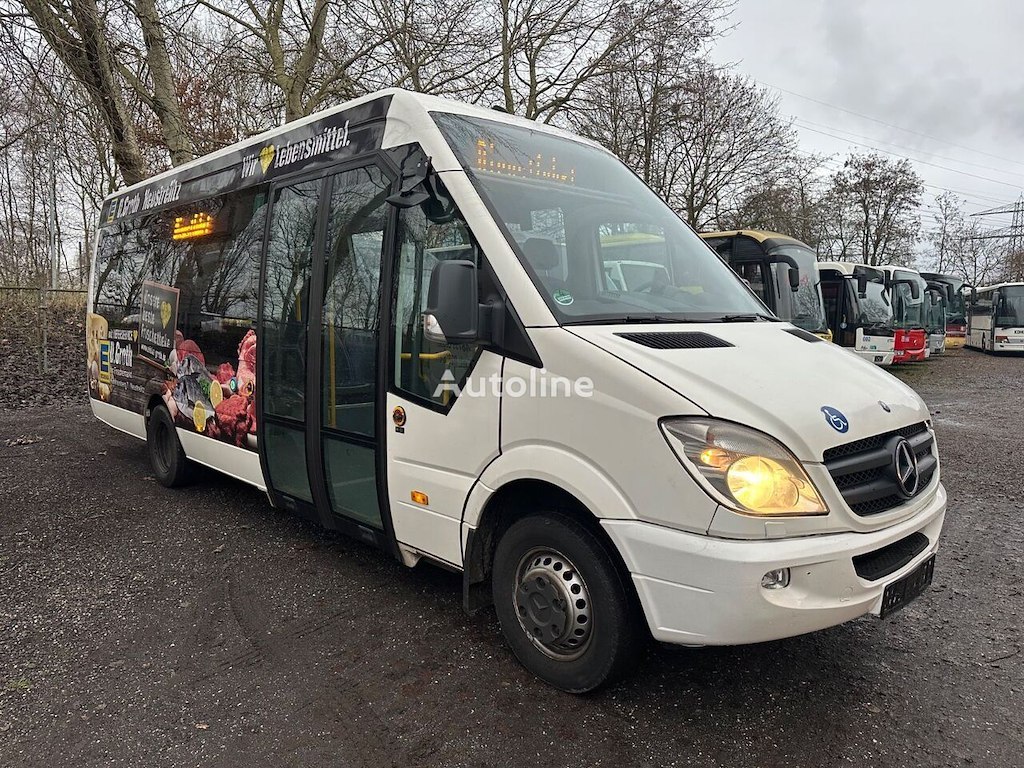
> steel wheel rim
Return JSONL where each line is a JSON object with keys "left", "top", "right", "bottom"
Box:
{"left": 512, "top": 547, "right": 594, "bottom": 661}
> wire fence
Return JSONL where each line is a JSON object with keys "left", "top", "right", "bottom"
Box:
{"left": 0, "top": 286, "right": 86, "bottom": 374}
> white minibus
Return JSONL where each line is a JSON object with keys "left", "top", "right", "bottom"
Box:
{"left": 88, "top": 89, "right": 946, "bottom": 691}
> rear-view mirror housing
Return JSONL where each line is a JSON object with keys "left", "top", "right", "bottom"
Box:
{"left": 423, "top": 260, "right": 480, "bottom": 344}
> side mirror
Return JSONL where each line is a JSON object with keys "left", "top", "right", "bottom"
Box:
{"left": 970, "top": 286, "right": 977, "bottom": 305}
{"left": 423, "top": 260, "right": 480, "bottom": 344}
{"left": 856, "top": 274, "right": 868, "bottom": 298}
{"left": 908, "top": 281, "right": 921, "bottom": 300}
{"left": 788, "top": 267, "right": 800, "bottom": 292}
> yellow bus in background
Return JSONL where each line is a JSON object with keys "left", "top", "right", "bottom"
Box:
{"left": 700, "top": 230, "right": 833, "bottom": 342}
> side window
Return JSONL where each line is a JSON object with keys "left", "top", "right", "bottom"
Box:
{"left": 392, "top": 204, "right": 480, "bottom": 407}
{"left": 734, "top": 261, "right": 767, "bottom": 304}
{"left": 93, "top": 220, "right": 151, "bottom": 321}
{"left": 162, "top": 188, "right": 266, "bottom": 375}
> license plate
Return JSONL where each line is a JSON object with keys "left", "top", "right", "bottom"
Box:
{"left": 880, "top": 554, "right": 935, "bottom": 618}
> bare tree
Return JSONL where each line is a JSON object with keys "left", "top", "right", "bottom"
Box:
{"left": 821, "top": 152, "right": 923, "bottom": 266}
{"left": 928, "top": 191, "right": 963, "bottom": 274}
{"left": 19, "top": 0, "right": 152, "bottom": 184}
{"left": 493, "top": 0, "right": 683, "bottom": 122}
{"left": 195, "top": 0, "right": 378, "bottom": 121}
{"left": 723, "top": 153, "right": 829, "bottom": 248}
{"left": 666, "top": 67, "right": 797, "bottom": 228}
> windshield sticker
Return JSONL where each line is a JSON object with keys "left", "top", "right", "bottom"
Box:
{"left": 820, "top": 406, "right": 849, "bottom": 433}
{"left": 553, "top": 289, "right": 574, "bottom": 306}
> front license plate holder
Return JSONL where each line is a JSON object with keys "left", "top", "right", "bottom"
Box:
{"left": 880, "top": 554, "right": 935, "bottom": 618}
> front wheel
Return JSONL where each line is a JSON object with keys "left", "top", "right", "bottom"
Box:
{"left": 147, "top": 405, "right": 194, "bottom": 487}
{"left": 492, "top": 513, "right": 643, "bottom": 692}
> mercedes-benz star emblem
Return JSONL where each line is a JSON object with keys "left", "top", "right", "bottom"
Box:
{"left": 892, "top": 438, "right": 920, "bottom": 498}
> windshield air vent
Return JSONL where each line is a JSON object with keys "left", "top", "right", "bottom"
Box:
{"left": 615, "top": 332, "right": 733, "bottom": 350}
{"left": 784, "top": 327, "right": 823, "bottom": 343}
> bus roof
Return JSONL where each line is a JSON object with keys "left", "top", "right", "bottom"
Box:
{"left": 700, "top": 229, "right": 812, "bottom": 252}
{"left": 974, "top": 281, "right": 1024, "bottom": 292}
{"left": 99, "top": 88, "right": 608, "bottom": 220}
{"left": 817, "top": 261, "right": 889, "bottom": 281}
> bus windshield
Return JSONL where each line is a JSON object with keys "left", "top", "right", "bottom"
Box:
{"left": 922, "top": 273, "right": 967, "bottom": 325}
{"left": 854, "top": 280, "right": 894, "bottom": 326}
{"left": 766, "top": 244, "right": 828, "bottom": 333}
{"left": 996, "top": 285, "right": 1024, "bottom": 326}
{"left": 926, "top": 292, "right": 947, "bottom": 333}
{"left": 891, "top": 271, "right": 927, "bottom": 329}
{"left": 433, "top": 113, "right": 769, "bottom": 324}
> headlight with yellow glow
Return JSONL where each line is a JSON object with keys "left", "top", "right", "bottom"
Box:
{"left": 661, "top": 418, "right": 827, "bottom": 516}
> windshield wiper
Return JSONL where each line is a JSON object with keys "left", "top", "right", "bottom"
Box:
{"left": 565, "top": 315, "right": 695, "bottom": 326}
{"left": 712, "top": 313, "right": 777, "bottom": 323}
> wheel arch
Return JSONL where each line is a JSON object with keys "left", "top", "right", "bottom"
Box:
{"left": 461, "top": 477, "right": 641, "bottom": 620}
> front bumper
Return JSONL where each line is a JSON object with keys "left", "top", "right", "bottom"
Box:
{"left": 853, "top": 348, "right": 895, "bottom": 366}
{"left": 602, "top": 483, "right": 946, "bottom": 646}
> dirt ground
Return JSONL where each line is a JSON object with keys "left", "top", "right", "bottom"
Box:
{"left": 1, "top": 331, "right": 1021, "bottom": 767}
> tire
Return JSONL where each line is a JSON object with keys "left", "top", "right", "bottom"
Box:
{"left": 492, "top": 513, "right": 643, "bottom": 692}
{"left": 147, "top": 405, "right": 193, "bottom": 487}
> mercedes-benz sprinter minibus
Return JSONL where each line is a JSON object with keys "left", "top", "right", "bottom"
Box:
{"left": 87, "top": 89, "right": 946, "bottom": 692}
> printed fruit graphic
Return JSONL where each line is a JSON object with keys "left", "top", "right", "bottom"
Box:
{"left": 209, "top": 380, "right": 223, "bottom": 408}
{"left": 193, "top": 401, "right": 207, "bottom": 432}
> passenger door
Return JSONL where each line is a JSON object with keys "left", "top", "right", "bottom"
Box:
{"left": 259, "top": 163, "right": 395, "bottom": 543}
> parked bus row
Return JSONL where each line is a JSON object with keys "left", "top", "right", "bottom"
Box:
{"left": 699, "top": 230, "right": 1024, "bottom": 363}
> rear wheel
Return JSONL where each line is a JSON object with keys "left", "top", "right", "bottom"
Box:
{"left": 492, "top": 513, "right": 643, "bottom": 692}
{"left": 148, "top": 405, "right": 193, "bottom": 487}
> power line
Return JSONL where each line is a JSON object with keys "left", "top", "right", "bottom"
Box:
{"left": 794, "top": 122, "right": 1024, "bottom": 191}
{"left": 793, "top": 117, "right": 1024, "bottom": 181}
{"left": 760, "top": 80, "right": 1024, "bottom": 170}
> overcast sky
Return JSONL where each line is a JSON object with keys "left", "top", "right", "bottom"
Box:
{"left": 711, "top": 0, "right": 1024, "bottom": 233}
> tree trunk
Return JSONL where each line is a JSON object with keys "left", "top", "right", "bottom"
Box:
{"left": 23, "top": 0, "right": 149, "bottom": 185}
{"left": 134, "top": 0, "right": 194, "bottom": 166}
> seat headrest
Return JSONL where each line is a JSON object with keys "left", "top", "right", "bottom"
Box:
{"left": 522, "top": 238, "right": 560, "bottom": 271}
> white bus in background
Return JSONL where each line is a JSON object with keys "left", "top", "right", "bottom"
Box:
{"left": 818, "top": 261, "right": 896, "bottom": 365}
{"left": 967, "top": 283, "right": 1024, "bottom": 353}
{"left": 87, "top": 89, "right": 946, "bottom": 692}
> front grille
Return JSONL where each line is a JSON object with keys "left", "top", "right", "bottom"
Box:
{"left": 824, "top": 423, "right": 937, "bottom": 516}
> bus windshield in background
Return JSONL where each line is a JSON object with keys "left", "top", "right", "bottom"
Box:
{"left": 766, "top": 244, "right": 827, "bottom": 333}
{"left": 432, "top": 112, "right": 768, "bottom": 325}
{"left": 854, "top": 280, "right": 893, "bottom": 326}
{"left": 926, "top": 293, "right": 946, "bottom": 333}
{"left": 996, "top": 285, "right": 1024, "bottom": 326}
{"left": 921, "top": 273, "right": 967, "bottom": 324}
{"left": 891, "top": 271, "right": 927, "bottom": 329}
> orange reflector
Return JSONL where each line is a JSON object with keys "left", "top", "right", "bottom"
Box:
{"left": 411, "top": 491, "right": 429, "bottom": 506}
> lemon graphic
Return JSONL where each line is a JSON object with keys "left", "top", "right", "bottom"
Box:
{"left": 193, "top": 401, "right": 207, "bottom": 432}
{"left": 209, "top": 381, "right": 223, "bottom": 408}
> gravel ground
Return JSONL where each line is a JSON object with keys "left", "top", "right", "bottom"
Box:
{"left": 0, "top": 315, "right": 1021, "bottom": 767}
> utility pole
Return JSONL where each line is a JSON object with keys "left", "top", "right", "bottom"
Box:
{"left": 970, "top": 197, "right": 1024, "bottom": 282}
{"left": 48, "top": 136, "right": 58, "bottom": 289}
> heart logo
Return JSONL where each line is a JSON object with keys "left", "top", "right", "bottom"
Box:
{"left": 259, "top": 145, "right": 275, "bottom": 174}
{"left": 160, "top": 300, "right": 172, "bottom": 329}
